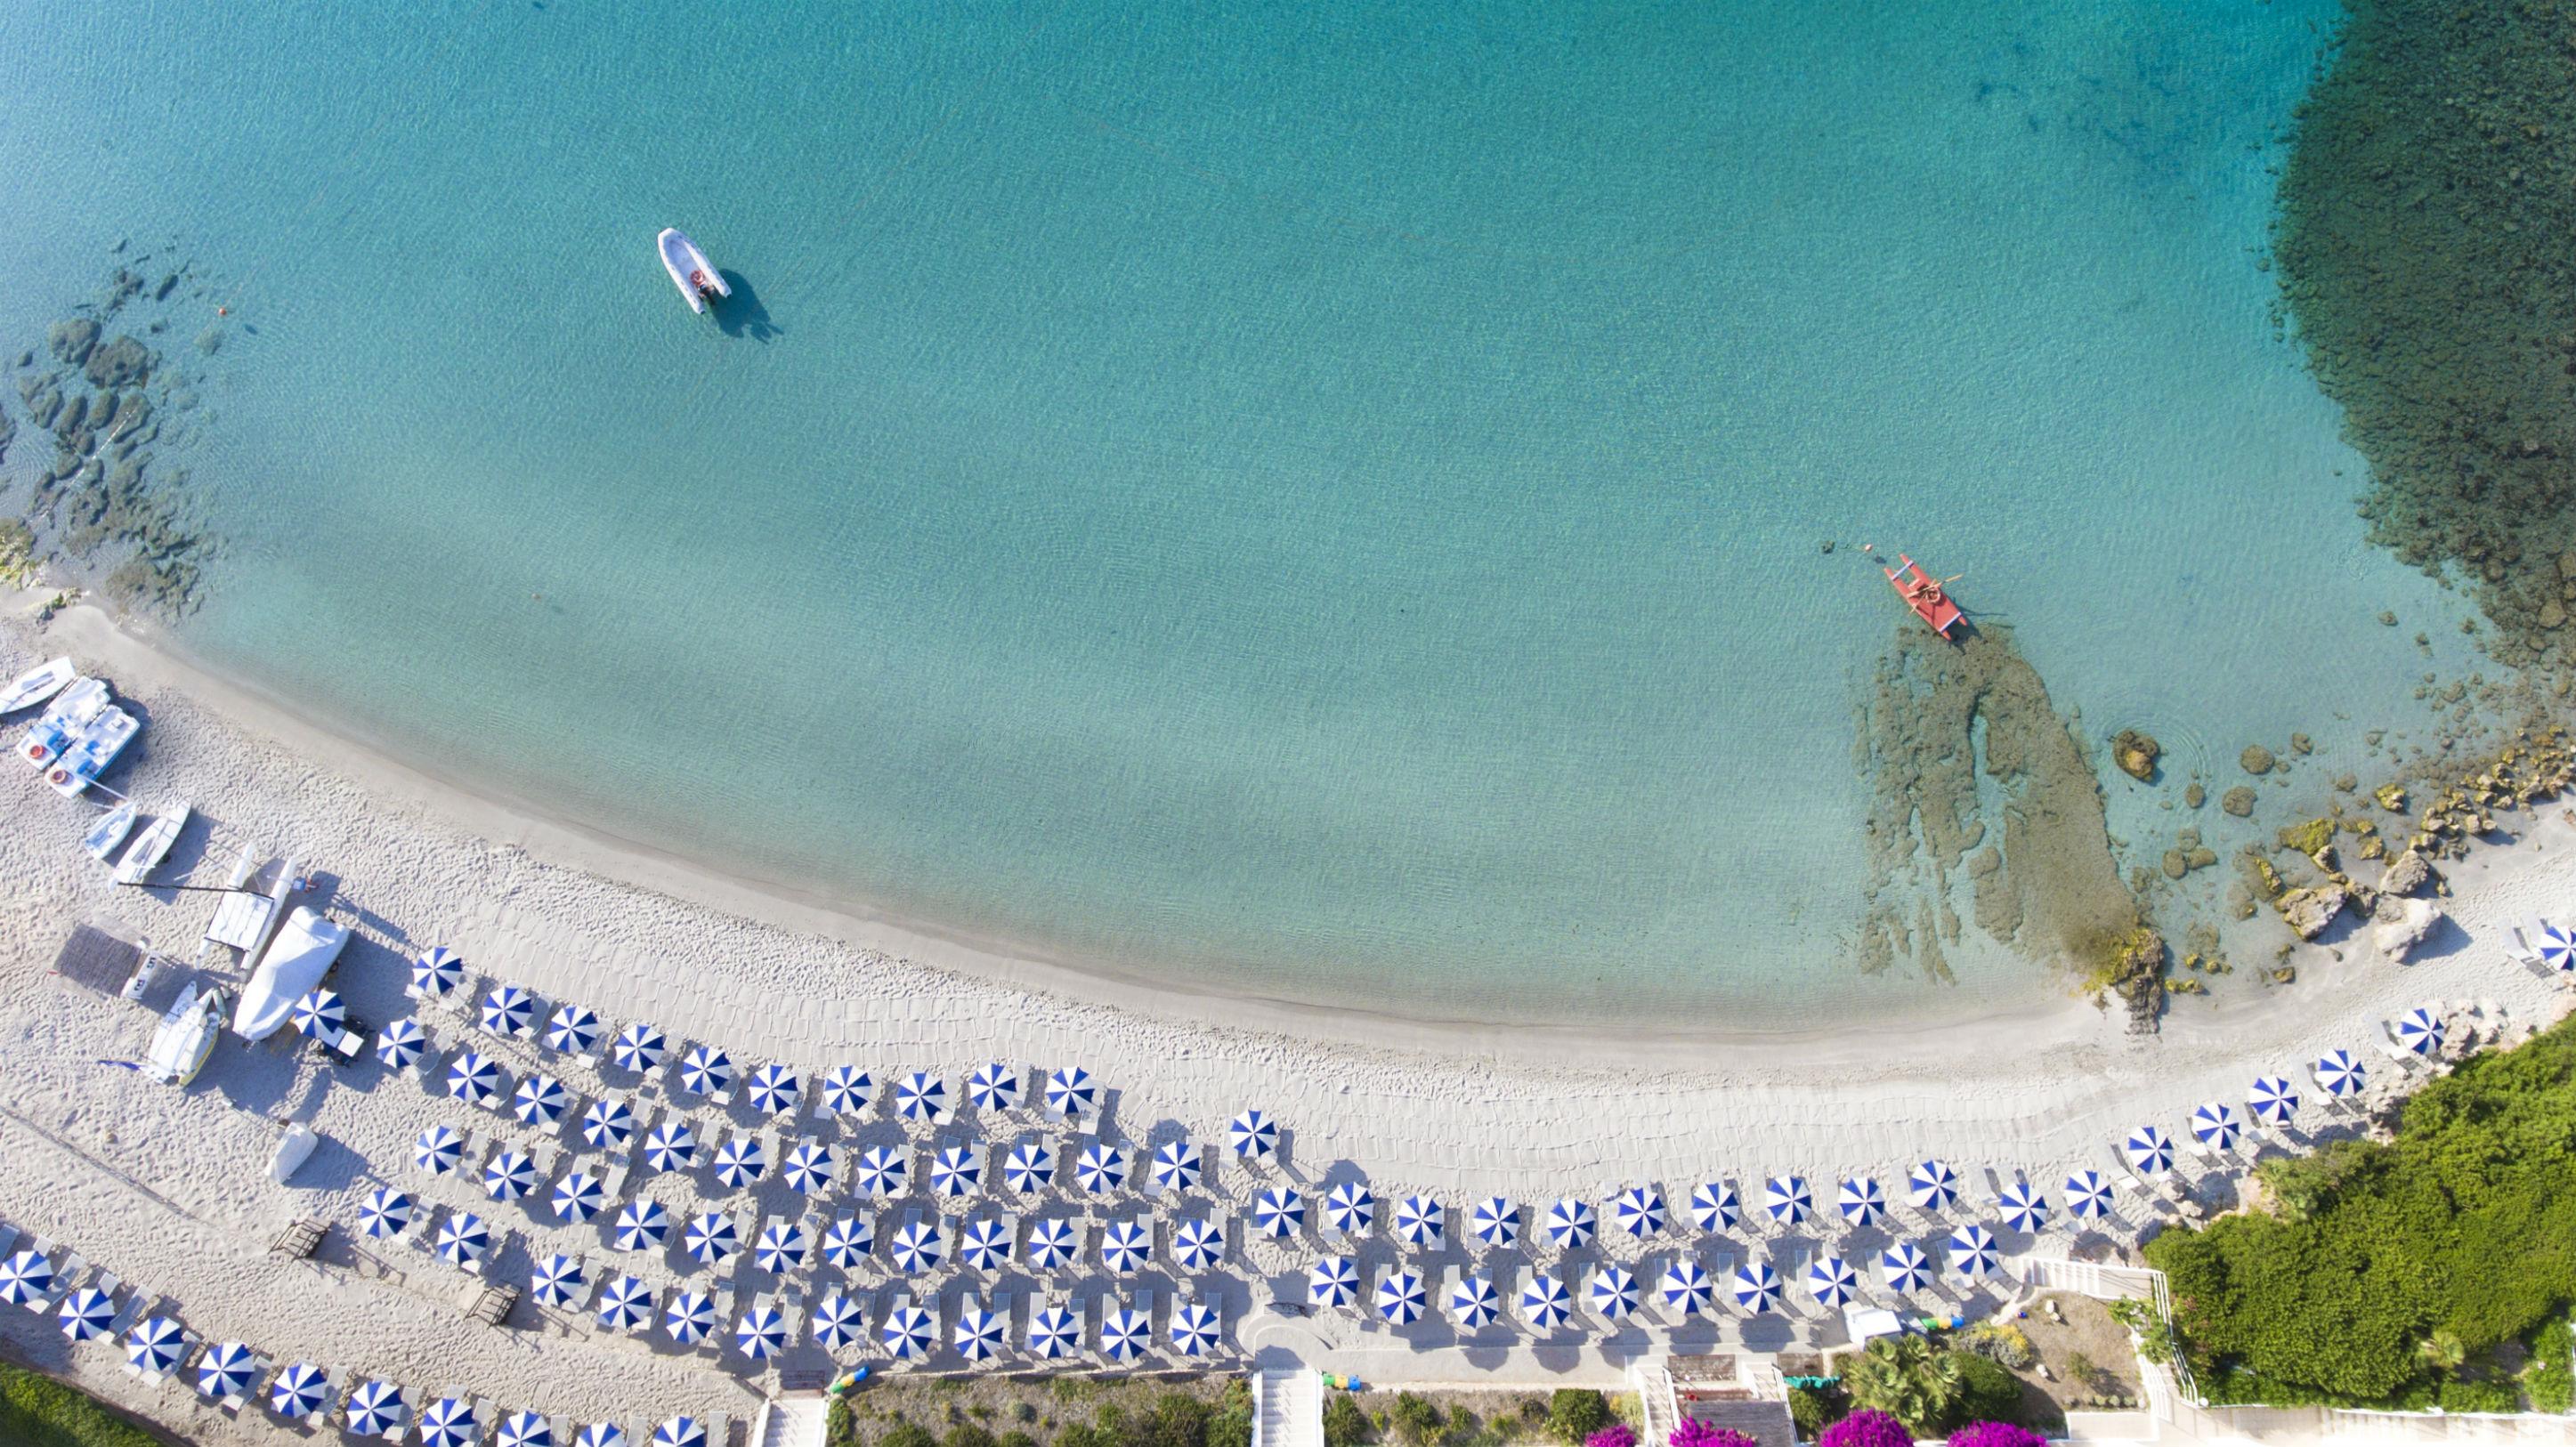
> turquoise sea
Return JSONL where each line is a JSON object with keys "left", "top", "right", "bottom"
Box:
{"left": 0, "top": 0, "right": 2482, "bottom": 1025}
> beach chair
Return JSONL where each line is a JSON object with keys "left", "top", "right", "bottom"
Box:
{"left": 707, "top": 1282, "right": 735, "bottom": 1355}
{"left": 46, "top": 1251, "right": 89, "bottom": 1310}
{"left": 321, "top": 1367, "right": 350, "bottom": 1420}
{"left": 0, "top": 1224, "right": 16, "bottom": 1259}
{"left": 104, "top": 1281, "right": 145, "bottom": 1339}
{"left": 551, "top": 1417, "right": 577, "bottom": 1447}
{"left": 476, "top": 1399, "right": 502, "bottom": 1437}
{"left": 706, "top": 1414, "right": 733, "bottom": 1447}
{"left": 778, "top": 1284, "right": 806, "bottom": 1348}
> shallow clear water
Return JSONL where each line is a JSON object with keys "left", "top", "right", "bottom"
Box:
{"left": 0, "top": 0, "right": 2480, "bottom": 1024}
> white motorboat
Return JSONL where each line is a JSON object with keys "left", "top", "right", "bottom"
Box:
{"left": 145, "top": 982, "right": 226, "bottom": 1086}
{"left": 20, "top": 677, "right": 109, "bottom": 768}
{"left": 233, "top": 904, "right": 347, "bottom": 1041}
{"left": 83, "top": 800, "right": 138, "bottom": 862}
{"left": 115, "top": 802, "right": 191, "bottom": 886}
{"left": 0, "top": 657, "right": 75, "bottom": 714}
{"left": 46, "top": 706, "right": 139, "bottom": 797}
{"left": 269, "top": 1125, "right": 319, "bottom": 1184}
{"left": 658, "top": 228, "right": 731, "bottom": 314}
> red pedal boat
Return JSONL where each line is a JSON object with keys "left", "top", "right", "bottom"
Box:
{"left": 1883, "top": 554, "right": 1964, "bottom": 636}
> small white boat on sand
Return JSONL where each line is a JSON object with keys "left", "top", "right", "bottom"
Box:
{"left": 115, "top": 803, "right": 191, "bottom": 886}
{"left": 0, "top": 658, "right": 76, "bottom": 714}
{"left": 146, "top": 982, "right": 226, "bottom": 1086}
{"left": 83, "top": 800, "right": 138, "bottom": 862}
{"left": 47, "top": 706, "right": 139, "bottom": 797}
{"left": 234, "top": 904, "right": 347, "bottom": 1042}
{"left": 21, "top": 677, "right": 109, "bottom": 768}
{"left": 658, "top": 228, "right": 730, "bottom": 314}
{"left": 269, "top": 1124, "right": 320, "bottom": 1184}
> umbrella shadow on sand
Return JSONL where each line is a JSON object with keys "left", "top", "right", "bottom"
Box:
{"left": 711, "top": 271, "right": 780, "bottom": 342}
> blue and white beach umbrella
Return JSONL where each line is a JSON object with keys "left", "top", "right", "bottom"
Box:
{"left": 1763, "top": 1176, "right": 1812, "bottom": 1226}
{"left": 754, "top": 1218, "right": 810, "bottom": 1273}
{"left": 2315, "top": 1048, "right": 2368, "bottom": 1097}
{"left": 421, "top": 1396, "right": 479, "bottom": 1447}
{"left": 652, "top": 1418, "right": 709, "bottom": 1447}
{"left": 438, "top": 1211, "right": 491, "bottom": 1267}
{"left": 447, "top": 1050, "right": 504, "bottom": 1106}
{"left": 499, "top": 1410, "right": 555, "bottom": 1447}
{"left": 614, "top": 1199, "right": 670, "bottom": 1250}
{"left": 2248, "top": 1074, "right": 2301, "bottom": 1126}
{"left": 484, "top": 1147, "right": 540, "bottom": 1202}
{"left": 1025, "top": 1217, "right": 1079, "bottom": 1270}
{"left": 960, "top": 1216, "right": 1012, "bottom": 1271}
{"left": 1520, "top": 1273, "right": 1574, "bottom": 1331}
{"left": 891, "top": 1216, "right": 945, "bottom": 1273}
{"left": 513, "top": 1073, "right": 571, "bottom": 1128}
{"left": 2124, "top": 1126, "right": 2175, "bottom": 1177}
{"left": 737, "top": 1305, "right": 790, "bottom": 1362}
{"left": 375, "top": 1015, "right": 427, "bottom": 1071}
{"left": 1949, "top": 1224, "right": 2000, "bottom": 1279}
{"left": 1470, "top": 1196, "right": 1520, "bottom": 1249}
{"left": 664, "top": 1289, "right": 717, "bottom": 1345}
{"left": 532, "top": 1252, "right": 587, "bottom": 1306}
{"left": 822, "top": 1214, "right": 876, "bottom": 1268}
{"left": 1660, "top": 1259, "right": 1714, "bottom": 1314}
{"left": 1325, "top": 1180, "right": 1377, "bottom": 1235}
{"left": 2063, "top": 1170, "right": 2115, "bottom": 1221}
{"left": 1100, "top": 1306, "right": 1149, "bottom": 1362}
{"left": 2532, "top": 919, "right": 2576, "bottom": 973}
{"left": 1172, "top": 1216, "right": 1224, "bottom": 1271}
{"left": 1171, "top": 1302, "right": 1220, "bottom": 1357}
{"left": 1310, "top": 1256, "right": 1360, "bottom": 1308}
{"left": 1045, "top": 1065, "right": 1098, "bottom": 1117}
{"left": 1837, "top": 1176, "right": 1887, "bottom": 1227}
{"left": 883, "top": 1305, "right": 936, "bottom": 1361}
{"left": 1591, "top": 1265, "right": 1640, "bottom": 1322}
{"left": 1102, "top": 1219, "right": 1153, "bottom": 1273}
{"left": 783, "top": 1141, "right": 838, "bottom": 1196}
{"left": 1395, "top": 1194, "right": 1446, "bottom": 1247}
{"left": 411, "top": 946, "right": 465, "bottom": 999}
{"left": 1075, "top": 1141, "right": 1131, "bottom": 1194}
{"left": 576, "top": 1422, "right": 628, "bottom": 1447}
{"left": 596, "top": 1275, "right": 654, "bottom": 1331}
{"left": 820, "top": 1063, "right": 874, "bottom": 1115}
{"left": 291, "top": 988, "right": 345, "bottom": 1040}
{"left": 747, "top": 1063, "right": 802, "bottom": 1116}
{"left": 1228, "top": 1109, "right": 1279, "bottom": 1160}
{"left": 581, "top": 1096, "right": 636, "bottom": 1152}
{"left": 813, "top": 1292, "right": 866, "bottom": 1351}
{"left": 1546, "top": 1198, "right": 1598, "bottom": 1251}
{"left": 895, "top": 1071, "right": 949, "bottom": 1122}
{"left": 125, "top": 1316, "right": 186, "bottom": 1375}
{"left": 546, "top": 1004, "right": 603, "bottom": 1058}
{"left": 1450, "top": 1272, "right": 1502, "bottom": 1329}
{"left": 1028, "top": 1305, "right": 1081, "bottom": 1360}
{"left": 685, "top": 1211, "right": 741, "bottom": 1267}
{"left": 1689, "top": 1181, "right": 1740, "bottom": 1232}
{"left": 1252, "top": 1185, "right": 1306, "bottom": 1240}
{"left": 678, "top": 1045, "right": 733, "bottom": 1098}
{"left": 612, "top": 1022, "right": 667, "bottom": 1073}
{"left": 644, "top": 1120, "right": 697, "bottom": 1172}
{"left": 2191, "top": 1102, "right": 2242, "bottom": 1152}
{"left": 968, "top": 1062, "right": 1024, "bottom": 1112}
{"left": 268, "top": 1363, "right": 329, "bottom": 1419}
{"left": 1880, "top": 1241, "right": 1931, "bottom": 1293}
{"left": 931, "top": 1144, "right": 983, "bottom": 1199}
{"left": 360, "top": 1186, "right": 416, "bottom": 1239}
{"left": 346, "top": 1382, "right": 408, "bottom": 1436}
{"left": 1002, "top": 1140, "right": 1055, "bottom": 1193}
{"left": 0, "top": 1249, "right": 55, "bottom": 1306}
{"left": 415, "top": 1123, "right": 466, "bottom": 1176}
{"left": 956, "top": 1303, "right": 1008, "bottom": 1362}
{"left": 2394, "top": 1006, "right": 2445, "bottom": 1056}
{"left": 1377, "top": 1268, "right": 1427, "bottom": 1325}
{"left": 57, "top": 1288, "right": 117, "bottom": 1342}
{"left": 713, "top": 1133, "right": 768, "bottom": 1189}
{"left": 1153, "top": 1139, "right": 1204, "bottom": 1193}
{"left": 855, "top": 1144, "right": 910, "bottom": 1197}
{"left": 1996, "top": 1179, "right": 2050, "bottom": 1234}
{"left": 1613, "top": 1185, "right": 1665, "bottom": 1239}
{"left": 188, "top": 1339, "right": 247, "bottom": 1394}
{"left": 481, "top": 984, "right": 536, "bottom": 1037}
{"left": 1732, "top": 1261, "right": 1783, "bottom": 1314}
{"left": 1908, "top": 1160, "right": 1960, "bottom": 1212}
{"left": 1807, "top": 1254, "right": 1859, "bottom": 1307}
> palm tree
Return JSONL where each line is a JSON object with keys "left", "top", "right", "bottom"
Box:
{"left": 1845, "top": 1334, "right": 1966, "bottom": 1435}
{"left": 2421, "top": 1329, "right": 2467, "bottom": 1376}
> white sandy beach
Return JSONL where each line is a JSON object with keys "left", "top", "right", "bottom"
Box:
{"left": 0, "top": 596, "right": 2569, "bottom": 1443}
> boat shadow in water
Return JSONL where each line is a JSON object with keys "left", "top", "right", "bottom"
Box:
{"left": 710, "top": 270, "right": 779, "bottom": 342}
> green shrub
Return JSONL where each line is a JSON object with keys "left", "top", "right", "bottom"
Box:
{"left": 1057, "top": 1426, "right": 1114, "bottom": 1447}
{"left": 1948, "top": 1353, "right": 2021, "bottom": 1428}
{"left": 1015, "top": 1405, "right": 1041, "bottom": 1427}
{"left": 2437, "top": 1379, "right": 2522, "bottom": 1415}
{"left": 1846, "top": 1335, "right": 1967, "bottom": 1435}
{"left": 1391, "top": 1394, "right": 1446, "bottom": 1447}
{"left": 945, "top": 1427, "right": 999, "bottom": 1447}
{"left": 2527, "top": 1318, "right": 2575, "bottom": 1413}
{"left": 828, "top": 1401, "right": 862, "bottom": 1447}
{"left": 881, "top": 1425, "right": 939, "bottom": 1447}
{"left": 1324, "top": 1394, "right": 1375, "bottom": 1447}
{"left": 1544, "top": 1391, "right": 1610, "bottom": 1445}
{"left": 1957, "top": 1323, "right": 2037, "bottom": 1370}
{"left": 1786, "top": 1382, "right": 1849, "bottom": 1440}
{"left": 999, "top": 1435, "right": 1038, "bottom": 1447}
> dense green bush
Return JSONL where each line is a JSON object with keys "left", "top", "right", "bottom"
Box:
{"left": 2437, "top": 1379, "right": 2522, "bottom": 1415}
{"left": 880, "top": 1423, "right": 939, "bottom": 1447}
{"left": 1948, "top": 1353, "right": 2021, "bottom": 1428}
{"left": 998, "top": 1434, "right": 1038, "bottom": 1447}
{"left": 827, "top": 1401, "right": 862, "bottom": 1447}
{"left": 1324, "top": 1394, "right": 1375, "bottom": 1447}
{"left": 1846, "top": 1335, "right": 1970, "bottom": 1435}
{"left": 2146, "top": 1015, "right": 2576, "bottom": 1404}
{"left": 1545, "top": 1391, "right": 1611, "bottom": 1445}
{"left": 1787, "top": 1382, "right": 1850, "bottom": 1439}
{"left": 2528, "top": 1319, "right": 2575, "bottom": 1414}
{"left": 1956, "top": 1323, "right": 2037, "bottom": 1370}
{"left": 945, "top": 1425, "right": 999, "bottom": 1447}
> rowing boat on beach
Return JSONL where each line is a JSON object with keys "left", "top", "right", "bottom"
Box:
{"left": 83, "top": 800, "right": 137, "bottom": 862}
{"left": 658, "top": 228, "right": 730, "bottom": 314}
{"left": 0, "top": 657, "right": 75, "bottom": 714}
{"left": 115, "top": 803, "right": 191, "bottom": 885}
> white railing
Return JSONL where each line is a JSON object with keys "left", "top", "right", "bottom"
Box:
{"left": 2013, "top": 1254, "right": 2199, "bottom": 1408}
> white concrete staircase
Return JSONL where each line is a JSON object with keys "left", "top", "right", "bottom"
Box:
{"left": 1252, "top": 1368, "right": 1324, "bottom": 1447}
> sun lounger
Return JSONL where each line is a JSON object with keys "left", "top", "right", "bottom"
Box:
{"left": 0, "top": 1224, "right": 17, "bottom": 1259}
{"left": 476, "top": 1398, "right": 501, "bottom": 1436}
{"left": 551, "top": 1416, "right": 576, "bottom": 1446}
{"left": 778, "top": 1284, "right": 806, "bottom": 1347}
{"left": 105, "top": 1283, "right": 144, "bottom": 1339}
{"left": 706, "top": 1413, "right": 732, "bottom": 1447}
{"left": 707, "top": 1283, "right": 734, "bottom": 1355}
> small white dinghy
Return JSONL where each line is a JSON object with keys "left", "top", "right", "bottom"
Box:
{"left": 83, "top": 800, "right": 138, "bottom": 862}
{"left": 20, "top": 676, "right": 109, "bottom": 768}
{"left": 0, "top": 658, "right": 76, "bottom": 714}
{"left": 270, "top": 1124, "right": 319, "bottom": 1184}
{"left": 115, "top": 802, "right": 191, "bottom": 886}
{"left": 146, "top": 982, "right": 226, "bottom": 1086}
{"left": 658, "top": 228, "right": 731, "bottom": 313}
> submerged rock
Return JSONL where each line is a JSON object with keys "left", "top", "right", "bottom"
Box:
{"left": 46, "top": 318, "right": 98, "bottom": 367}
{"left": 2221, "top": 786, "right": 2256, "bottom": 817}
{"left": 2111, "top": 729, "right": 2160, "bottom": 781}
{"left": 82, "top": 335, "right": 151, "bottom": 390}
{"left": 2240, "top": 744, "right": 2276, "bottom": 775}
{"left": 2183, "top": 782, "right": 2205, "bottom": 809}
